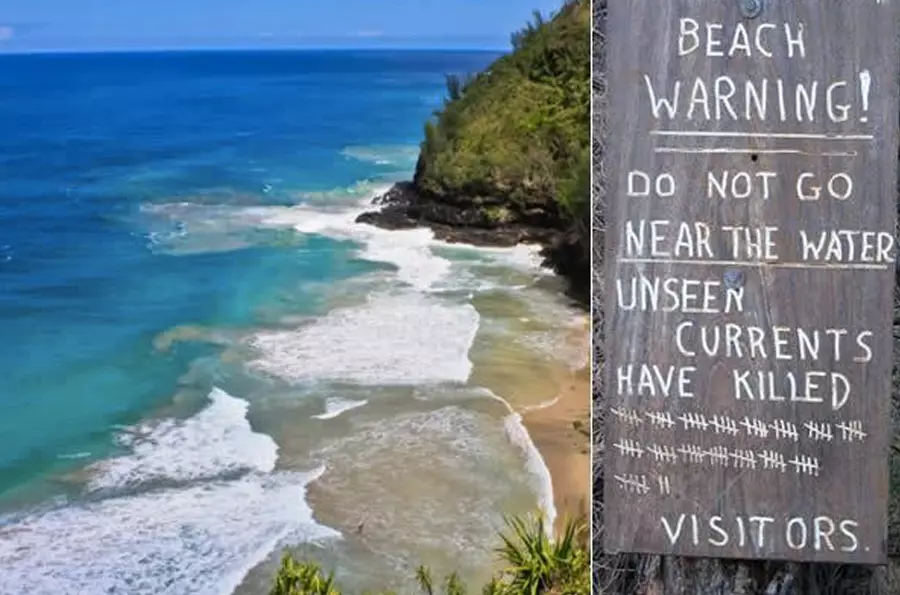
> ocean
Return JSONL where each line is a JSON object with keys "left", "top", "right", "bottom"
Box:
{"left": 0, "top": 50, "right": 585, "bottom": 594}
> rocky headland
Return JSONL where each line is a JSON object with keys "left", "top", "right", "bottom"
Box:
{"left": 356, "top": 180, "right": 589, "bottom": 305}
{"left": 356, "top": 0, "right": 591, "bottom": 307}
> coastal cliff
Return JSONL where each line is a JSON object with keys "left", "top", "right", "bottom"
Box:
{"left": 357, "top": 0, "right": 591, "bottom": 306}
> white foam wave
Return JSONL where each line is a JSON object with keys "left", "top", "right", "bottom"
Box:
{"left": 258, "top": 197, "right": 453, "bottom": 292}
{"left": 482, "top": 389, "right": 557, "bottom": 537}
{"left": 0, "top": 469, "right": 340, "bottom": 595}
{"left": 312, "top": 397, "right": 369, "bottom": 420}
{"left": 357, "top": 227, "right": 452, "bottom": 291}
{"left": 431, "top": 240, "right": 549, "bottom": 274}
{"left": 522, "top": 396, "right": 561, "bottom": 412}
{"left": 249, "top": 292, "right": 479, "bottom": 386}
{"left": 255, "top": 202, "right": 362, "bottom": 235}
{"left": 88, "top": 388, "right": 278, "bottom": 493}
{"left": 144, "top": 183, "right": 547, "bottom": 294}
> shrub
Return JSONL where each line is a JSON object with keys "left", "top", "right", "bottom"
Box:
{"left": 269, "top": 514, "right": 590, "bottom": 595}
{"left": 414, "top": 0, "right": 590, "bottom": 219}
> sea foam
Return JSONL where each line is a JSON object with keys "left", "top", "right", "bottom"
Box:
{"left": 479, "top": 388, "right": 557, "bottom": 537}
{"left": 312, "top": 397, "right": 369, "bottom": 420}
{"left": 257, "top": 194, "right": 453, "bottom": 292}
{"left": 0, "top": 470, "right": 339, "bottom": 595}
{"left": 87, "top": 387, "right": 278, "bottom": 493}
{"left": 249, "top": 291, "right": 479, "bottom": 386}
{"left": 145, "top": 185, "right": 544, "bottom": 294}
{"left": 0, "top": 387, "right": 339, "bottom": 595}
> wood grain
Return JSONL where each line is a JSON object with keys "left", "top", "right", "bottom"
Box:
{"left": 601, "top": 0, "right": 900, "bottom": 564}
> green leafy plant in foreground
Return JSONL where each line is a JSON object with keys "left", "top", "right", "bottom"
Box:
{"left": 494, "top": 515, "right": 589, "bottom": 595}
{"left": 269, "top": 514, "right": 590, "bottom": 595}
{"left": 270, "top": 556, "right": 341, "bottom": 595}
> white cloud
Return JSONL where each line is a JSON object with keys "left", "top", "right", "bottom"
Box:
{"left": 354, "top": 30, "right": 384, "bottom": 38}
{"left": 0, "top": 26, "right": 14, "bottom": 41}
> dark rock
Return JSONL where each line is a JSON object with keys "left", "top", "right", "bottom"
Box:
{"left": 354, "top": 203, "right": 418, "bottom": 230}
{"left": 431, "top": 224, "right": 554, "bottom": 248}
{"left": 371, "top": 180, "right": 417, "bottom": 207}
{"left": 541, "top": 226, "right": 590, "bottom": 306}
{"left": 355, "top": 181, "right": 589, "bottom": 308}
{"left": 416, "top": 202, "right": 497, "bottom": 228}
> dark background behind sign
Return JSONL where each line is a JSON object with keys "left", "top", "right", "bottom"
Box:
{"left": 602, "top": 0, "right": 899, "bottom": 563}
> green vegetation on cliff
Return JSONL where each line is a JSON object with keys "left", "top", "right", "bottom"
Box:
{"left": 270, "top": 514, "right": 590, "bottom": 595}
{"left": 414, "top": 0, "right": 590, "bottom": 225}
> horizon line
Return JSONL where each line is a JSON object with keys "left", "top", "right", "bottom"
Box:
{"left": 0, "top": 45, "right": 510, "bottom": 57}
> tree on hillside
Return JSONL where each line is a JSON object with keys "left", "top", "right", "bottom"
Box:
{"left": 414, "top": 0, "right": 590, "bottom": 214}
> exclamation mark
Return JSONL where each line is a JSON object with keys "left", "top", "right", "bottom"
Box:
{"left": 860, "top": 70, "right": 872, "bottom": 123}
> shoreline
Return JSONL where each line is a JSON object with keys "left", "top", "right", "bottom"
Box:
{"left": 360, "top": 186, "right": 592, "bottom": 535}
{"left": 357, "top": 181, "right": 591, "bottom": 310}
{"left": 287, "top": 192, "right": 589, "bottom": 592}
{"left": 521, "top": 324, "right": 591, "bottom": 536}
{"left": 229, "top": 219, "right": 588, "bottom": 594}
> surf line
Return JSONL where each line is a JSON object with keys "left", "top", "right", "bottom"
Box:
{"left": 523, "top": 396, "right": 561, "bottom": 412}
{"left": 481, "top": 388, "right": 558, "bottom": 538}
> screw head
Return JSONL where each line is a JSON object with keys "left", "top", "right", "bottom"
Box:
{"left": 724, "top": 269, "right": 745, "bottom": 290}
{"left": 738, "top": 0, "right": 763, "bottom": 19}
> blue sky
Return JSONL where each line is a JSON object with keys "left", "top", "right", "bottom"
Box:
{"left": 0, "top": 0, "right": 566, "bottom": 52}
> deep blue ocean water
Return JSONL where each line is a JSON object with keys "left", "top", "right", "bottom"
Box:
{"left": 0, "top": 50, "right": 497, "bottom": 491}
{"left": 0, "top": 49, "right": 579, "bottom": 595}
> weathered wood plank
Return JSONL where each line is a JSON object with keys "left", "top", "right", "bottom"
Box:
{"left": 601, "top": 0, "right": 900, "bottom": 564}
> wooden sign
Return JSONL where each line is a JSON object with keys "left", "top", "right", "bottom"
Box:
{"left": 602, "top": 1, "right": 900, "bottom": 563}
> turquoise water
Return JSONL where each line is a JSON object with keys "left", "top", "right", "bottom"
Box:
{"left": 0, "top": 50, "right": 584, "bottom": 594}
{"left": 0, "top": 51, "right": 478, "bottom": 488}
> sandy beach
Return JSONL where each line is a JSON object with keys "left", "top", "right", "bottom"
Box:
{"left": 515, "top": 312, "right": 591, "bottom": 536}
{"left": 523, "top": 361, "right": 591, "bottom": 535}
{"left": 251, "top": 285, "right": 593, "bottom": 595}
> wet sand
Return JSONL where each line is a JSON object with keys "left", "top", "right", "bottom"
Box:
{"left": 523, "top": 363, "right": 591, "bottom": 535}
{"left": 263, "top": 294, "right": 592, "bottom": 594}
{"left": 468, "top": 301, "right": 591, "bottom": 537}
